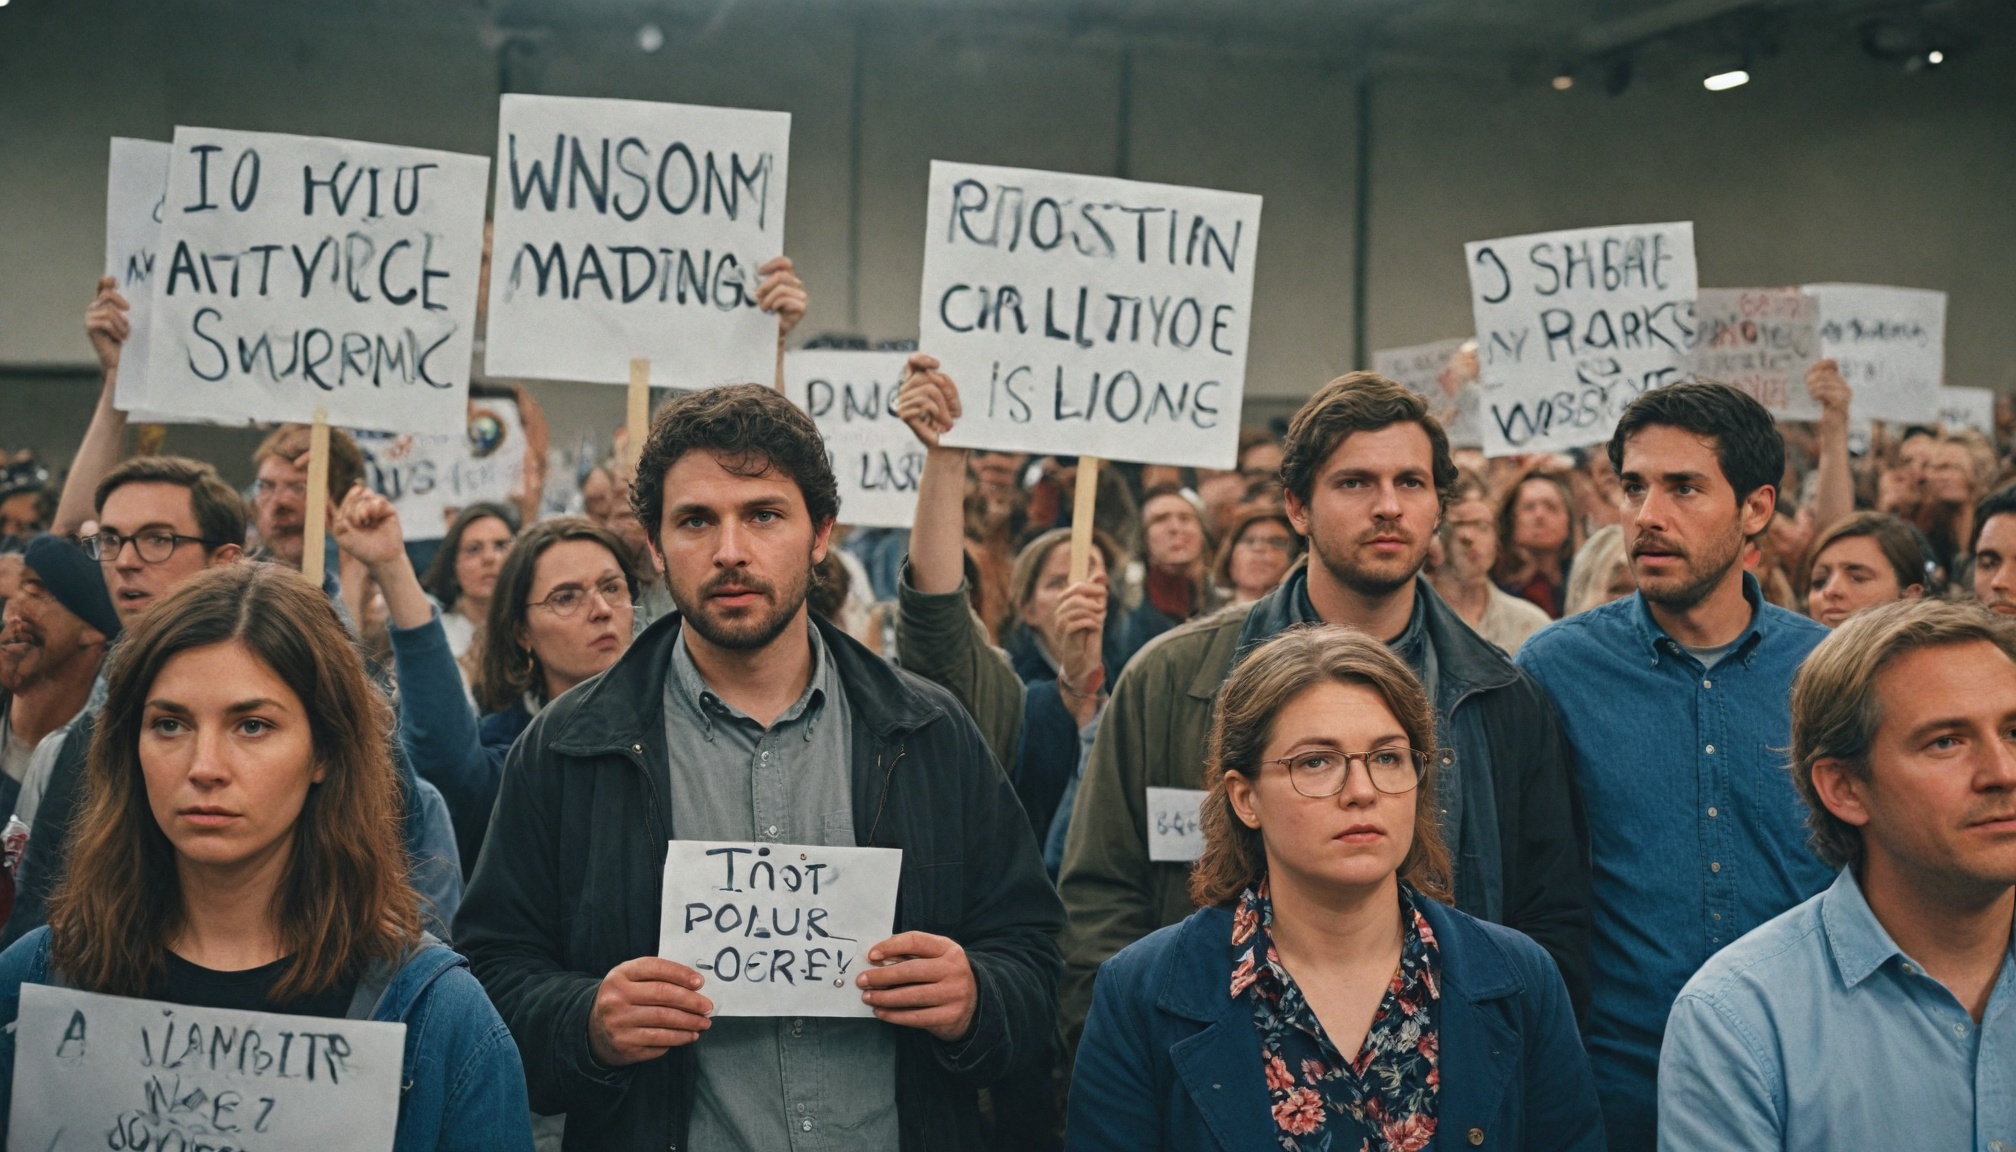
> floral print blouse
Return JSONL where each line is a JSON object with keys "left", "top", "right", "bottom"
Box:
{"left": 1229, "top": 878, "right": 1443, "bottom": 1152}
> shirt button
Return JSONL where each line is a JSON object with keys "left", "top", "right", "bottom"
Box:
{"left": 1468, "top": 1128, "right": 1485, "bottom": 1146}
{"left": 1703, "top": 679, "right": 1712, "bottom": 689}
{"left": 801, "top": 1119, "right": 814, "bottom": 1132}
{"left": 1707, "top": 807, "right": 1718, "bottom": 818}
{"left": 797, "top": 1104, "right": 806, "bottom": 1114}
{"left": 1706, "top": 744, "right": 1716, "bottom": 755}
{"left": 1713, "top": 913, "right": 1721, "bottom": 920}
{"left": 1710, "top": 861, "right": 1722, "bottom": 872}
{"left": 768, "top": 825, "right": 779, "bottom": 837}
{"left": 1957, "top": 1023, "right": 1969, "bottom": 1036}
{"left": 1901, "top": 963, "right": 1915, "bottom": 974}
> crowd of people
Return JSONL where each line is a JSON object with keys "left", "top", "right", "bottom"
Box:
{"left": 0, "top": 262, "right": 2010, "bottom": 1152}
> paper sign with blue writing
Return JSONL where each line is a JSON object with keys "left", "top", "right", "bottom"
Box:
{"left": 104, "top": 137, "right": 172, "bottom": 418}
{"left": 1146, "top": 786, "right": 1208, "bottom": 863}
{"left": 485, "top": 94, "right": 790, "bottom": 390}
{"left": 1804, "top": 283, "right": 1945, "bottom": 424}
{"left": 8, "top": 983, "right": 406, "bottom": 1152}
{"left": 351, "top": 396, "right": 527, "bottom": 540}
{"left": 659, "top": 840, "right": 902, "bottom": 1016}
{"left": 1937, "top": 387, "right": 1994, "bottom": 436}
{"left": 1691, "top": 288, "right": 1821, "bottom": 420}
{"left": 1465, "top": 221, "right": 1697, "bottom": 457}
{"left": 919, "top": 161, "right": 1262, "bottom": 470}
{"left": 140, "top": 126, "right": 489, "bottom": 433}
{"left": 785, "top": 350, "right": 921, "bottom": 529}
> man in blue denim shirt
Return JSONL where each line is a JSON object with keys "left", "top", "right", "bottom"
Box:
{"left": 1659, "top": 598, "right": 2016, "bottom": 1151}
{"left": 1517, "top": 382, "right": 1833, "bottom": 1151}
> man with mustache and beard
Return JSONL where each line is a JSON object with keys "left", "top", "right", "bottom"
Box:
{"left": 1517, "top": 382, "right": 1834, "bottom": 1152}
{"left": 456, "top": 384, "right": 1063, "bottom": 1152}
{"left": 1058, "top": 372, "right": 1590, "bottom": 1041}
{"left": 1659, "top": 598, "right": 2016, "bottom": 1151}
{"left": 0, "top": 537, "right": 115, "bottom": 816}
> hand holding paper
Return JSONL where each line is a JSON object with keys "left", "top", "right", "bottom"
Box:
{"left": 857, "top": 930, "right": 979, "bottom": 1042}
{"left": 590, "top": 956, "right": 716, "bottom": 1066}
{"left": 896, "top": 353, "right": 962, "bottom": 448}
{"left": 86, "top": 275, "right": 131, "bottom": 371}
{"left": 755, "top": 254, "right": 808, "bottom": 336}
{"left": 1806, "top": 358, "right": 1852, "bottom": 424}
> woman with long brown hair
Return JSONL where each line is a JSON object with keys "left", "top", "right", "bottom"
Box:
{"left": 1067, "top": 625, "right": 1600, "bottom": 1152}
{"left": 0, "top": 564, "right": 532, "bottom": 1150}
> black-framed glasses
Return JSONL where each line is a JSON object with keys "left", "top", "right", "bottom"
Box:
{"left": 1260, "top": 747, "right": 1430, "bottom": 797}
{"left": 82, "top": 529, "right": 220, "bottom": 564}
{"left": 528, "top": 578, "right": 632, "bottom": 618}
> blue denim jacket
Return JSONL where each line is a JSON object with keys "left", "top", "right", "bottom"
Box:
{"left": 1067, "top": 898, "right": 1604, "bottom": 1152}
{"left": 0, "top": 927, "right": 534, "bottom": 1152}
{"left": 1658, "top": 868, "right": 2016, "bottom": 1151}
{"left": 1515, "top": 578, "right": 1834, "bottom": 1151}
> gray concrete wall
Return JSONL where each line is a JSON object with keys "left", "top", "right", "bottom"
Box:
{"left": 2, "top": 1, "right": 2010, "bottom": 482}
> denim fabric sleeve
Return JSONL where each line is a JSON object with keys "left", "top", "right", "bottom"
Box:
{"left": 431, "top": 993, "right": 538, "bottom": 1152}
{"left": 389, "top": 612, "right": 493, "bottom": 875}
{"left": 409, "top": 776, "right": 464, "bottom": 939}
{"left": 1656, "top": 992, "right": 1782, "bottom": 1152}
{"left": 1062, "top": 953, "right": 1164, "bottom": 1152}
{"left": 0, "top": 927, "right": 51, "bottom": 1134}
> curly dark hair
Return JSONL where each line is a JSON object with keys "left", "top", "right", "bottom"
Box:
{"left": 630, "top": 384, "right": 841, "bottom": 547}
{"left": 1279, "top": 372, "right": 1458, "bottom": 512}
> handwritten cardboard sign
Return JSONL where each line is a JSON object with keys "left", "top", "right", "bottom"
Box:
{"left": 1466, "top": 221, "right": 1697, "bottom": 456}
{"left": 8, "top": 983, "right": 406, "bottom": 1152}
{"left": 1937, "top": 387, "right": 1995, "bottom": 436}
{"left": 1373, "top": 336, "right": 1479, "bottom": 447}
{"left": 351, "top": 396, "right": 527, "bottom": 540}
{"left": 104, "top": 137, "right": 173, "bottom": 418}
{"left": 918, "top": 161, "right": 1262, "bottom": 470}
{"left": 658, "top": 840, "right": 901, "bottom": 1017}
{"left": 140, "top": 126, "right": 490, "bottom": 433}
{"left": 1145, "top": 786, "right": 1207, "bottom": 863}
{"left": 1805, "top": 283, "right": 1945, "bottom": 425}
{"left": 1691, "top": 288, "right": 1822, "bottom": 420}
{"left": 784, "top": 350, "right": 921, "bottom": 529}
{"left": 484, "top": 95, "right": 791, "bottom": 390}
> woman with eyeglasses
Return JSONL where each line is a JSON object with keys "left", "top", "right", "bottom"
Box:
{"left": 1067, "top": 625, "right": 1602, "bottom": 1152}
{"left": 419, "top": 502, "right": 520, "bottom": 693}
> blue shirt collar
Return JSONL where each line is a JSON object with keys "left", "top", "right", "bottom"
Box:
{"left": 668, "top": 619, "right": 831, "bottom": 739}
{"left": 1629, "top": 571, "right": 1768, "bottom": 669}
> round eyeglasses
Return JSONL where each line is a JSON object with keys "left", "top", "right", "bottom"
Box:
{"left": 1258, "top": 747, "right": 1431, "bottom": 797}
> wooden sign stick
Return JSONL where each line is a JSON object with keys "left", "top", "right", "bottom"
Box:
{"left": 301, "top": 409, "right": 332, "bottom": 587}
{"left": 627, "top": 358, "right": 651, "bottom": 476}
{"left": 775, "top": 329, "right": 787, "bottom": 392}
{"left": 1067, "top": 455, "right": 1103, "bottom": 583}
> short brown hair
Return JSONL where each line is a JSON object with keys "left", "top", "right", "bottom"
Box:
{"left": 1789, "top": 598, "right": 2016, "bottom": 870}
{"left": 1798, "top": 511, "right": 1932, "bottom": 599}
{"left": 94, "top": 454, "right": 248, "bottom": 550}
{"left": 253, "top": 424, "right": 364, "bottom": 504}
{"left": 478, "top": 517, "right": 643, "bottom": 714}
{"left": 631, "top": 384, "right": 839, "bottom": 548}
{"left": 1280, "top": 372, "right": 1458, "bottom": 511}
{"left": 1191, "top": 624, "right": 1453, "bottom": 907}
{"left": 50, "top": 564, "right": 420, "bottom": 999}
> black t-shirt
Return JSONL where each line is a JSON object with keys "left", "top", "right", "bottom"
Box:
{"left": 156, "top": 952, "right": 357, "bottom": 1019}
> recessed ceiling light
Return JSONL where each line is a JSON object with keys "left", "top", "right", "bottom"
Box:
{"left": 1703, "top": 69, "right": 1750, "bottom": 91}
{"left": 1552, "top": 74, "right": 1575, "bottom": 90}
{"left": 1927, "top": 49, "right": 1945, "bottom": 65}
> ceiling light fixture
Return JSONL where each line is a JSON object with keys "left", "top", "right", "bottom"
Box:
{"left": 637, "top": 23, "right": 664, "bottom": 53}
{"left": 1703, "top": 68, "right": 1750, "bottom": 91}
{"left": 1552, "top": 73, "right": 1575, "bottom": 90}
{"left": 1927, "top": 49, "right": 1945, "bottom": 65}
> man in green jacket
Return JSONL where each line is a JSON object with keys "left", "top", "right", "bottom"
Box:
{"left": 1058, "top": 372, "right": 1591, "bottom": 1037}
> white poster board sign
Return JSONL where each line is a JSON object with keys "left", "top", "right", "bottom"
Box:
{"left": 1466, "top": 221, "right": 1697, "bottom": 456}
{"left": 785, "top": 350, "right": 921, "bottom": 529}
{"left": 352, "top": 396, "right": 527, "bottom": 540}
{"left": 1805, "top": 283, "right": 1946, "bottom": 425}
{"left": 1937, "top": 387, "right": 1995, "bottom": 436}
{"left": 142, "top": 126, "right": 490, "bottom": 432}
{"left": 1373, "top": 336, "right": 1478, "bottom": 447}
{"left": 8, "top": 983, "right": 406, "bottom": 1152}
{"left": 1691, "top": 288, "right": 1822, "bottom": 420}
{"left": 658, "top": 840, "right": 901, "bottom": 1017}
{"left": 918, "top": 161, "right": 1262, "bottom": 470}
{"left": 485, "top": 95, "right": 791, "bottom": 390}
{"left": 1146, "top": 786, "right": 1207, "bottom": 863}
{"left": 104, "top": 137, "right": 172, "bottom": 416}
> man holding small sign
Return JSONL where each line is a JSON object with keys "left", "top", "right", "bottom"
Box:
{"left": 456, "top": 386, "right": 1062, "bottom": 1151}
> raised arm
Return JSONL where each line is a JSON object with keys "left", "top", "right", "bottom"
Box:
{"left": 53, "top": 278, "right": 133, "bottom": 535}
{"left": 1807, "top": 358, "right": 1855, "bottom": 530}
{"left": 896, "top": 353, "right": 968, "bottom": 596}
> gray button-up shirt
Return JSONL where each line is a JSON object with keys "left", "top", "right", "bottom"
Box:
{"left": 663, "top": 622, "right": 899, "bottom": 1151}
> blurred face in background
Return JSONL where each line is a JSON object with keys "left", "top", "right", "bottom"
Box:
{"left": 253, "top": 455, "right": 310, "bottom": 568}
{"left": 1974, "top": 515, "right": 2016, "bottom": 618}
{"left": 1925, "top": 441, "right": 1979, "bottom": 506}
{"left": 1239, "top": 441, "right": 1284, "bottom": 481}
{"left": 0, "top": 568, "right": 104, "bottom": 692}
{"left": 1228, "top": 518, "right": 1297, "bottom": 600}
{"left": 1023, "top": 541, "right": 1107, "bottom": 654}
{"left": 1142, "top": 492, "right": 1206, "bottom": 572}
{"left": 0, "top": 492, "right": 44, "bottom": 537}
{"left": 580, "top": 467, "right": 615, "bottom": 523}
{"left": 453, "top": 515, "right": 515, "bottom": 609}
{"left": 1439, "top": 497, "right": 1498, "bottom": 584}
{"left": 1807, "top": 534, "right": 1915, "bottom": 628}
{"left": 1511, "top": 476, "right": 1572, "bottom": 555}
{"left": 970, "top": 451, "right": 1025, "bottom": 499}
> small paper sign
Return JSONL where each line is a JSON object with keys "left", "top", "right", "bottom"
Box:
{"left": 658, "top": 840, "right": 901, "bottom": 1017}
{"left": 1146, "top": 786, "right": 1207, "bottom": 863}
{"left": 1937, "top": 387, "right": 1995, "bottom": 436}
{"left": 104, "top": 137, "right": 171, "bottom": 416}
{"left": 1691, "top": 288, "right": 1822, "bottom": 420}
{"left": 8, "top": 983, "right": 406, "bottom": 1152}
{"left": 351, "top": 397, "right": 527, "bottom": 540}
{"left": 1373, "top": 337, "right": 1479, "bottom": 448}
{"left": 1806, "top": 283, "right": 1946, "bottom": 425}
{"left": 784, "top": 350, "right": 922, "bottom": 529}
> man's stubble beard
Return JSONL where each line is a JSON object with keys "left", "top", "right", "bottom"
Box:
{"left": 671, "top": 559, "right": 815, "bottom": 653}
{"left": 1633, "top": 526, "right": 1744, "bottom": 613}
{"left": 1309, "top": 527, "right": 1429, "bottom": 600}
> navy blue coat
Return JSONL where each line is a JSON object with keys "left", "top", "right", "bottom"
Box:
{"left": 1067, "top": 898, "right": 1603, "bottom": 1152}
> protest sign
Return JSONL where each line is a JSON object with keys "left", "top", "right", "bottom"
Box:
{"left": 659, "top": 840, "right": 901, "bottom": 1017}
{"left": 8, "top": 983, "right": 406, "bottom": 1152}
{"left": 352, "top": 396, "right": 527, "bottom": 540}
{"left": 104, "top": 137, "right": 172, "bottom": 416}
{"left": 1937, "top": 387, "right": 1995, "bottom": 436}
{"left": 1465, "top": 221, "right": 1697, "bottom": 456}
{"left": 1373, "top": 336, "right": 1479, "bottom": 447}
{"left": 1805, "top": 284, "right": 1945, "bottom": 424}
{"left": 141, "top": 126, "right": 490, "bottom": 432}
{"left": 1145, "top": 786, "right": 1207, "bottom": 864}
{"left": 485, "top": 94, "right": 791, "bottom": 391}
{"left": 1691, "top": 287, "right": 1822, "bottom": 420}
{"left": 918, "top": 161, "right": 1262, "bottom": 470}
{"left": 785, "top": 350, "right": 921, "bottom": 529}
